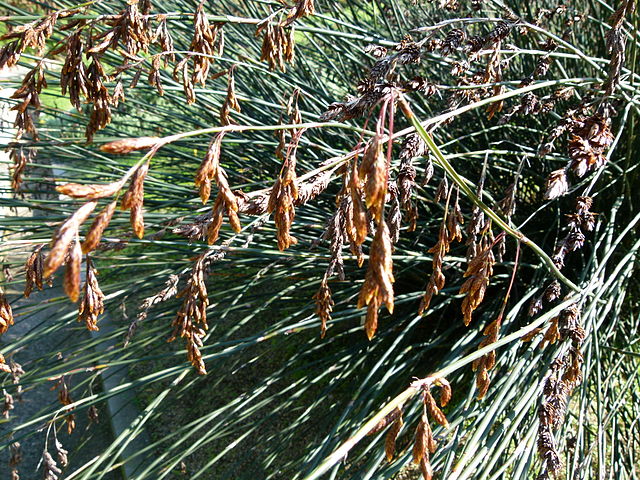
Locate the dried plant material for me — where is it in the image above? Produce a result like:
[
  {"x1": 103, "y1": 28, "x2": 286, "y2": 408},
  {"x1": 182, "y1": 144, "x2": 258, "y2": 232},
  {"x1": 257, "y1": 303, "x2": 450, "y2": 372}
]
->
[
  {"x1": 313, "y1": 278, "x2": 333, "y2": 338},
  {"x1": 419, "y1": 219, "x2": 450, "y2": 315},
  {"x1": 42, "y1": 451, "x2": 62, "y2": 480},
  {"x1": 258, "y1": 22, "x2": 295, "y2": 71},
  {"x1": 368, "y1": 406, "x2": 403, "y2": 436},
  {"x1": 459, "y1": 244, "x2": 495, "y2": 326},
  {"x1": 206, "y1": 172, "x2": 242, "y2": 245},
  {"x1": 54, "y1": 438, "x2": 68, "y2": 468},
  {"x1": 63, "y1": 239, "x2": 82, "y2": 303},
  {"x1": 121, "y1": 162, "x2": 149, "y2": 239},
  {"x1": 9, "y1": 441, "x2": 21, "y2": 480},
  {"x1": 170, "y1": 254, "x2": 209, "y2": 374},
  {"x1": 56, "y1": 180, "x2": 123, "y2": 199},
  {"x1": 283, "y1": 0, "x2": 315, "y2": 26},
  {"x1": 195, "y1": 133, "x2": 225, "y2": 204},
  {"x1": 424, "y1": 391, "x2": 448, "y2": 428},
  {"x1": 54, "y1": 376, "x2": 76, "y2": 434},
  {"x1": 9, "y1": 147, "x2": 35, "y2": 192},
  {"x1": 0, "y1": 354, "x2": 10, "y2": 374},
  {"x1": 126, "y1": 274, "x2": 179, "y2": 346},
  {"x1": 44, "y1": 201, "x2": 97, "y2": 278},
  {"x1": 220, "y1": 65, "x2": 241, "y2": 126},
  {"x1": 603, "y1": 0, "x2": 635, "y2": 95},
  {"x1": 186, "y1": 2, "x2": 223, "y2": 98},
  {"x1": 357, "y1": 221, "x2": 394, "y2": 339},
  {"x1": 385, "y1": 414, "x2": 404, "y2": 461},
  {"x1": 567, "y1": 114, "x2": 614, "y2": 177},
  {"x1": 1, "y1": 289, "x2": 14, "y2": 335},
  {"x1": 24, "y1": 245, "x2": 45, "y2": 297},
  {"x1": 359, "y1": 135, "x2": 387, "y2": 224},
  {"x1": 349, "y1": 160, "x2": 369, "y2": 246},
  {"x1": 446, "y1": 187, "x2": 464, "y2": 243},
  {"x1": 100, "y1": 137, "x2": 160, "y2": 154},
  {"x1": 82, "y1": 200, "x2": 117, "y2": 254},
  {"x1": 78, "y1": 261, "x2": 104, "y2": 331},
  {"x1": 0, "y1": 12, "x2": 60, "y2": 67},
  {"x1": 10, "y1": 63, "x2": 46, "y2": 139},
  {"x1": 433, "y1": 377, "x2": 452, "y2": 406},
  {"x1": 268, "y1": 130, "x2": 303, "y2": 250},
  {"x1": 472, "y1": 317, "x2": 501, "y2": 398},
  {"x1": 2, "y1": 389, "x2": 13, "y2": 418},
  {"x1": 543, "y1": 169, "x2": 568, "y2": 200}
]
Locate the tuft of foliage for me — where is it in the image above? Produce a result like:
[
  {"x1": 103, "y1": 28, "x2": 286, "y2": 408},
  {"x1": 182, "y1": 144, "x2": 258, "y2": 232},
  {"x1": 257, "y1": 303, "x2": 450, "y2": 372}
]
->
[{"x1": 0, "y1": 1, "x2": 639, "y2": 479}]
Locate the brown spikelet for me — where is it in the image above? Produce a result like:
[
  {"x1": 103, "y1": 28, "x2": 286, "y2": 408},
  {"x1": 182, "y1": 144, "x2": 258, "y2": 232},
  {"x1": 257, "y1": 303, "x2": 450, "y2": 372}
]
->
[
  {"x1": 195, "y1": 133, "x2": 225, "y2": 204},
  {"x1": 419, "y1": 456, "x2": 433, "y2": 480},
  {"x1": 357, "y1": 221, "x2": 394, "y2": 339},
  {"x1": 77, "y1": 261, "x2": 104, "y2": 331},
  {"x1": 283, "y1": 0, "x2": 315, "y2": 26},
  {"x1": 220, "y1": 65, "x2": 241, "y2": 126},
  {"x1": 419, "y1": 220, "x2": 450, "y2": 314},
  {"x1": 258, "y1": 22, "x2": 295, "y2": 71},
  {"x1": 100, "y1": 137, "x2": 160, "y2": 155},
  {"x1": 24, "y1": 245, "x2": 44, "y2": 298},
  {"x1": 472, "y1": 317, "x2": 501, "y2": 398},
  {"x1": 368, "y1": 406, "x2": 403, "y2": 436},
  {"x1": 412, "y1": 413, "x2": 429, "y2": 463},
  {"x1": 63, "y1": 239, "x2": 82, "y2": 303},
  {"x1": 205, "y1": 161, "x2": 242, "y2": 245},
  {"x1": 171, "y1": 253, "x2": 209, "y2": 374},
  {"x1": 424, "y1": 391, "x2": 448, "y2": 427},
  {"x1": 385, "y1": 414, "x2": 404, "y2": 461},
  {"x1": 267, "y1": 130, "x2": 302, "y2": 251},
  {"x1": 44, "y1": 201, "x2": 97, "y2": 278},
  {"x1": 82, "y1": 200, "x2": 117, "y2": 254},
  {"x1": 56, "y1": 180, "x2": 123, "y2": 199},
  {"x1": 350, "y1": 160, "x2": 368, "y2": 246},
  {"x1": 359, "y1": 135, "x2": 387, "y2": 224},
  {"x1": 0, "y1": 289, "x2": 14, "y2": 335},
  {"x1": 54, "y1": 376, "x2": 76, "y2": 434},
  {"x1": 459, "y1": 244, "x2": 495, "y2": 326},
  {"x1": 121, "y1": 162, "x2": 148, "y2": 239},
  {"x1": 434, "y1": 377, "x2": 452, "y2": 406},
  {"x1": 313, "y1": 278, "x2": 333, "y2": 338}
]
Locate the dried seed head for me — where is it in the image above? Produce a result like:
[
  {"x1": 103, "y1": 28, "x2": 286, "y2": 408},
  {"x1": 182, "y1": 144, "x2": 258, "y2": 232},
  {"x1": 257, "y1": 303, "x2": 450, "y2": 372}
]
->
[
  {"x1": 100, "y1": 137, "x2": 160, "y2": 155},
  {"x1": 385, "y1": 415, "x2": 404, "y2": 462},
  {"x1": 359, "y1": 135, "x2": 388, "y2": 224},
  {"x1": 0, "y1": 289, "x2": 14, "y2": 335},
  {"x1": 357, "y1": 221, "x2": 395, "y2": 339},
  {"x1": 195, "y1": 133, "x2": 225, "y2": 204},
  {"x1": 313, "y1": 279, "x2": 334, "y2": 338},
  {"x1": 543, "y1": 169, "x2": 568, "y2": 200},
  {"x1": 24, "y1": 245, "x2": 45, "y2": 298},
  {"x1": 56, "y1": 180, "x2": 123, "y2": 199},
  {"x1": 78, "y1": 261, "x2": 104, "y2": 331},
  {"x1": 368, "y1": 406, "x2": 403, "y2": 436},
  {"x1": 82, "y1": 200, "x2": 117, "y2": 254},
  {"x1": 424, "y1": 391, "x2": 448, "y2": 428},
  {"x1": 459, "y1": 244, "x2": 495, "y2": 326},
  {"x1": 220, "y1": 65, "x2": 241, "y2": 126},
  {"x1": 44, "y1": 201, "x2": 97, "y2": 278},
  {"x1": 63, "y1": 239, "x2": 82, "y2": 303},
  {"x1": 121, "y1": 162, "x2": 148, "y2": 239}
]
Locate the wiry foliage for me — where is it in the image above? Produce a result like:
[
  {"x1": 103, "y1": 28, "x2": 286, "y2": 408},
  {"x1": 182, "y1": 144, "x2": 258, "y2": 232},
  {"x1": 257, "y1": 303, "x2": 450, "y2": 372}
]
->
[{"x1": 0, "y1": 0, "x2": 639, "y2": 479}]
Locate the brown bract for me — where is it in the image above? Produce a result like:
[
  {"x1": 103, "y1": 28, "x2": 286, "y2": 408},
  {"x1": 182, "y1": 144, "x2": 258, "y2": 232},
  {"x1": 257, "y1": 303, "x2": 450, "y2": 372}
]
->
[
  {"x1": 195, "y1": 133, "x2": 225, "y2": 204},
  {"x1": 357, "y1": 220, "x2": 394, "y2": 339},
  {"x1": 220, "y1": 65, "x2": 241, "y2": 126},
  {"x1": 313, "y1": 278, "x2": 333, "y2": 338},
  {"x1": 359, "y1": 135, "x2": 388, "y2": 224},
  {"x1": 24, "y1": 245, "x2": 45, "y2": 298},
  {"x1": 63, "y1": 239, "x2": 82, "y2": 303},
  {"x1": 257, "y1": 21, "x2": 295, "y2": 71},
  {"x1": 78, "y1": 261, "x2": 104, "y2": 331},
  {"x1": 44, "y1": 201, "x2": 97, "y2": 278},
  {"x1": 100, "y1": 137, "x2": 160, "y2": 154},
  {"x1": 0, "y1": 289, "x2": 14, "y2": 335},
  {"x1": 170, "y1": 254, "x2": 209, "y2": 374},
  {"x1": 82, "y1": 200, "x2": 117, "y2": 254},
  {"x1": 459, "y1": 244, "x2": 495, "y2": 326},
  {"x1": 268, "y1": 131, "x2": 302, "y2": 251},
  {"x1": 120, "y1": 162, "x2": 149, "y2": 239},
  {"x1": 56, "y1": 180, "x2": 123, "y2": 199}
]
